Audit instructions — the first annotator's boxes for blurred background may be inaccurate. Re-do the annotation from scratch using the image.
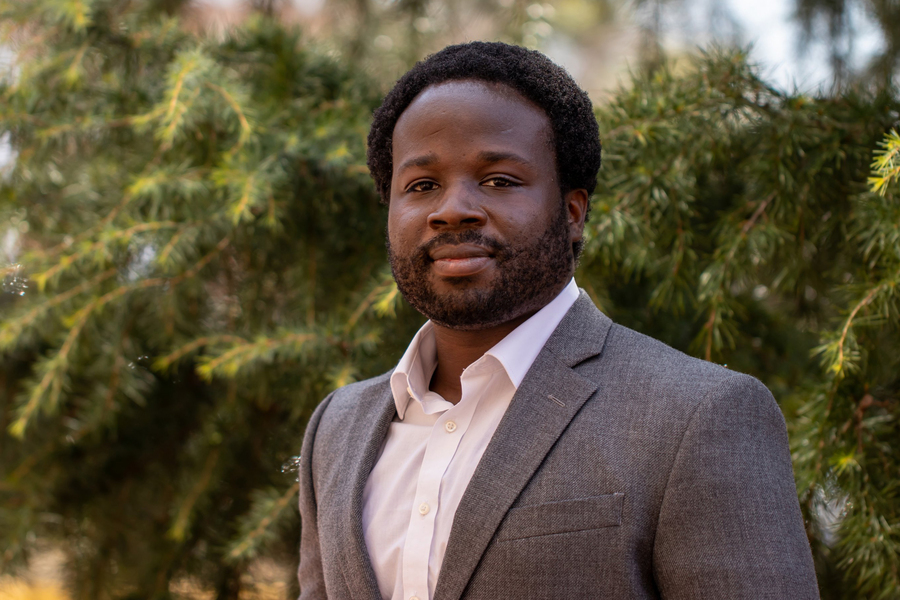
[1,0,899,598]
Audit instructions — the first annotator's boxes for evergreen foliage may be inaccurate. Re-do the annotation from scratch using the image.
[583,53,900,599]
[0,1,414,596]
[1,3,899,599]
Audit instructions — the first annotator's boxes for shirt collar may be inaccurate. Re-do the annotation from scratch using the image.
[390,320,438,419]
[485,278,579,388]
[390,279,579,419]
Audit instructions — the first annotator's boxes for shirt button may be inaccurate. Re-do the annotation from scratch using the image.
[410,597,421,600]
[445,421,457,433]
[407,386,414,398]
[418,502,430,515]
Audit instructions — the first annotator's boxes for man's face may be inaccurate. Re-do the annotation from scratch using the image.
[387,80,587,330]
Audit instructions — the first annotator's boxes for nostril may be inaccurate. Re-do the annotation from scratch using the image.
[427,193,487,229]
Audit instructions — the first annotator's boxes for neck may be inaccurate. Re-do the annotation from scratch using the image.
[427,312,535,404]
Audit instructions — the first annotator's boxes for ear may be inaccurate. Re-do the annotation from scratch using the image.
[564,189,589,243]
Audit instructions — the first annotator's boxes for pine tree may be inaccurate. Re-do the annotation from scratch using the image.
[581,51,900,599]
[2,3,899,599]
[0,2,416,597]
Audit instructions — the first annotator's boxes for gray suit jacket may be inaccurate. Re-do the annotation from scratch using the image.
[297,292,819,599]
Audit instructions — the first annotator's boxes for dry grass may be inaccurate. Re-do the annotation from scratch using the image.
[0,548,68,600]
[0,550,294,600]
[0,578,69,600]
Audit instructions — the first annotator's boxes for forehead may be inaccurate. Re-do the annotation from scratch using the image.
[391,80,553,152]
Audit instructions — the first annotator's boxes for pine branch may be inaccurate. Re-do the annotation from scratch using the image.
[373,281,401,318]
[9,237,231,437]
[697,193,775,359]
[226,482,299,561]
[0,267,117,352]
[204,82,252,154]
[195,331,316,381]
[167,446,222,542]
[36,191,139,260]
[870,129,900,196]
[31,221,185,291]
[163,54,196,128]
[153,334,249,371]
[833,285,883,378]
[344,271,396,333]
[156,223,197,267]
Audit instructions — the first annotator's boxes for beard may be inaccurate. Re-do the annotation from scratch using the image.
[387,207,573,330]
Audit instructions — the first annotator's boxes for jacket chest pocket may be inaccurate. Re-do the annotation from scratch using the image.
[494,493,624,542]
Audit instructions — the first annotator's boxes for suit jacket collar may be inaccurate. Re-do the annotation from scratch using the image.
[544,290,614,368]
[337,292,612,600]
[433,292,612,600]
[335,378,396,599]
[391,279,581,419]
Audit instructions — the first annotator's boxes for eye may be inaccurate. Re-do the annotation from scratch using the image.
[482,176,520,188]
[407,180,439,193]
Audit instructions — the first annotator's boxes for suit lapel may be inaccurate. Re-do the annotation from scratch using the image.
[433,293,613,600]
[335,378,396,600]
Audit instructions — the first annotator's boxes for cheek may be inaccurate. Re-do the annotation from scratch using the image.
[491,193,558,235]
[387,206,420,249]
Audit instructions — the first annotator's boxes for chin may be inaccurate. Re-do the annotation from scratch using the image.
[390,219,573,330]
[411,286,551,331]
[427,313,516,331]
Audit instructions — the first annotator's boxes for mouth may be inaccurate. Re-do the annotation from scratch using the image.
[428,244,494,277]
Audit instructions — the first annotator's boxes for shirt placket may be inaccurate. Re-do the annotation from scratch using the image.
[399,372,487,600]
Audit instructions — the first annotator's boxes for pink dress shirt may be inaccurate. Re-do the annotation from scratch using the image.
[361,280,580,600]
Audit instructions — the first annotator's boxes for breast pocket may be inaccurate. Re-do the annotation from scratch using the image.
[494,493,624,542]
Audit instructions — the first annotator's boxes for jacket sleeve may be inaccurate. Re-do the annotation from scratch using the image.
[297,392,334,600]
[652,374,820,599]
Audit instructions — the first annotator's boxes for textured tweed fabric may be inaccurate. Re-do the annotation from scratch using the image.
[297,292,819,600]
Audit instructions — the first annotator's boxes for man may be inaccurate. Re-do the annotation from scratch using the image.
[298,42,819,600]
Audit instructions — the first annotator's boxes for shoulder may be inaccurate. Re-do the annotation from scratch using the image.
[304,370,392,443]
[604,323,729,382]
[311,369,392,426]
[553,292,768,406]
[590,322,778,423]
[321,370,393,413]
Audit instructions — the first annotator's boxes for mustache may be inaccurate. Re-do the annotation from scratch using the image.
[418,230,506,259]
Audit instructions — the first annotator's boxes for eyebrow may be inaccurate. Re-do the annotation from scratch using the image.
[396,153,438,174]
[395,150,533,175]
[476,150,532,166]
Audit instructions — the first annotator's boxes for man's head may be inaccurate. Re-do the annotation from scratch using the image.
[367,42,601,209]
[368,43,601,330]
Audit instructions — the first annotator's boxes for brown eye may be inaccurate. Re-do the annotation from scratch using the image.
[482,177,519,188]
[408,180,439,192]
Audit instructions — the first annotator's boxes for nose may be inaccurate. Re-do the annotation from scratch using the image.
[427,183,487,230]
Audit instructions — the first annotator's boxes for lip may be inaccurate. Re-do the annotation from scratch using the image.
[429,244,491,261]
[429,244,494,277]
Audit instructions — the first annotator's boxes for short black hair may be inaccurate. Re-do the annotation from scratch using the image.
[366,42,602,212]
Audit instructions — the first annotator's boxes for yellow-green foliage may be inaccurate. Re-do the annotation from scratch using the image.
[583,53,900,599]
[2,3,900,599]
[0,2,416,596]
